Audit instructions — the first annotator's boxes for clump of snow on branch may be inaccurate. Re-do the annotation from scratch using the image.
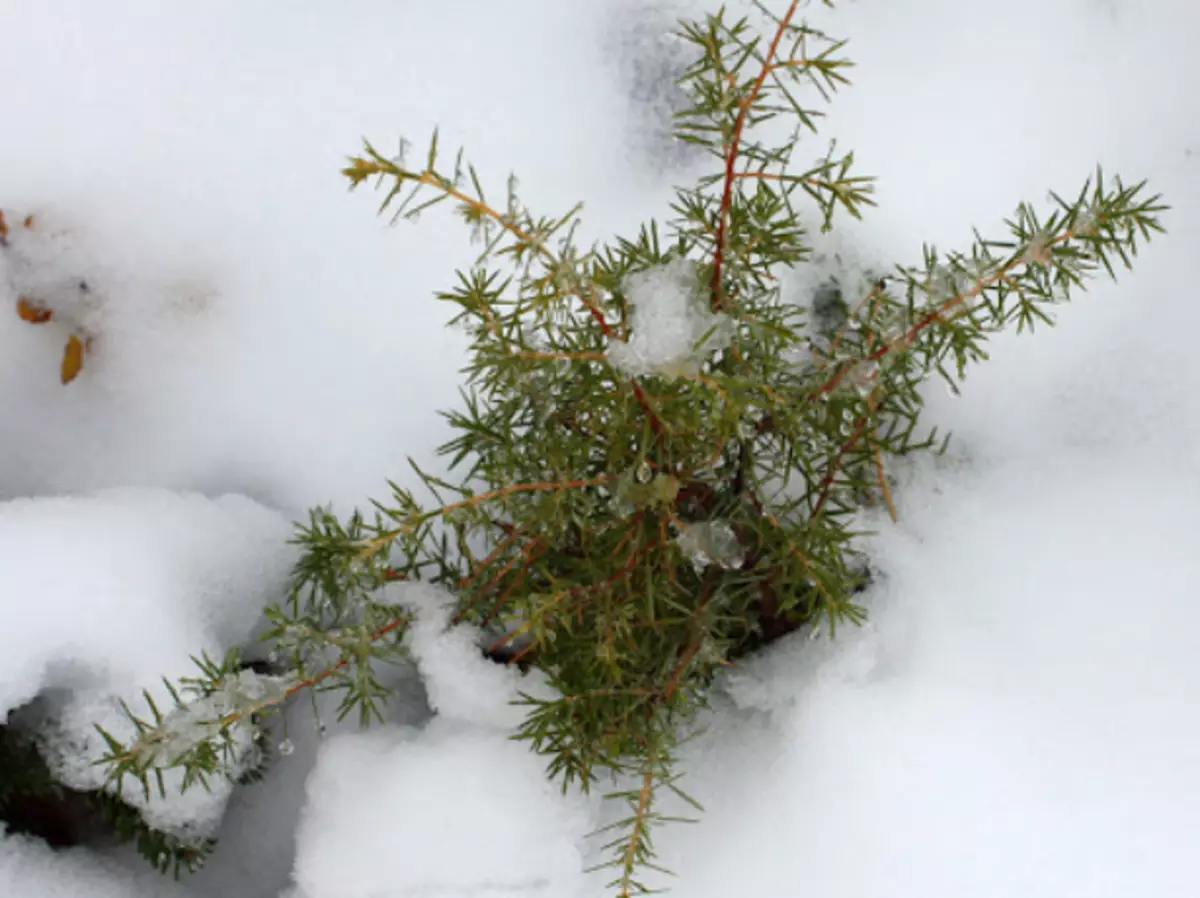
[39,667,295,841]
[606,257,733,378]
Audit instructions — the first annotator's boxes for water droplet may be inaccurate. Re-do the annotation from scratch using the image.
[278,738,294,756]
[635,461,652,483]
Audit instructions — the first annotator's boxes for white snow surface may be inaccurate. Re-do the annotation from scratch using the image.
[0,0,1198,897]
[1,829,189,898]
[288,584,586,898]
[288,720,592,898]
[387,581,558,731]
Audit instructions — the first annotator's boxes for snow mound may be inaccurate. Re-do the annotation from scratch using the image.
[285,583,589,898]
[1,827,188,898]
[288,719,592,898]
[660,451,1200,898]
[382,581,557,731]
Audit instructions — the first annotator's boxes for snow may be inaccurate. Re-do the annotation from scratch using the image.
[287,585,584,898]
[1,828,188,898]
[280,584,590,897]
[606,258,734,379]
[0,0,1198,897]
[675,454,1200,897]
[288,720,592,898]
[387,582,557,731]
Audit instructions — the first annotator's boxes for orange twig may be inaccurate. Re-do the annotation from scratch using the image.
[455,523,529,592]
[479,538,547,629]
[420,169,616,341]
[631,381,668,437]
[811,413,870,519]
[487,534,663,655]
[518,350,606,363]
[874,446,898,522]
[620,768,658,895]
[437,476,613,520]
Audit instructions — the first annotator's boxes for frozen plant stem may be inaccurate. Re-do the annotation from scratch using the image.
[710,0,805,311]
[92,2,1166,894]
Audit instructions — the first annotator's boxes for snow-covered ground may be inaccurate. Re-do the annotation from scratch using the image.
[2,0,1198,896]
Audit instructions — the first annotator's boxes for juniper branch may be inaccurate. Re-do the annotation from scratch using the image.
[87,4,1166,894]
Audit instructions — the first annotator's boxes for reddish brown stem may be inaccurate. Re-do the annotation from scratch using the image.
[811,414,870,519]
[709,1,803,312]
[813,227,1080,399]
[487,534,664,655]
[479,539,547,629]
[631,381,666,437]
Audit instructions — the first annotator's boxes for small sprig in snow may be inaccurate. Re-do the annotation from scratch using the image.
[45,666,293,840]
[606,257,733,378]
